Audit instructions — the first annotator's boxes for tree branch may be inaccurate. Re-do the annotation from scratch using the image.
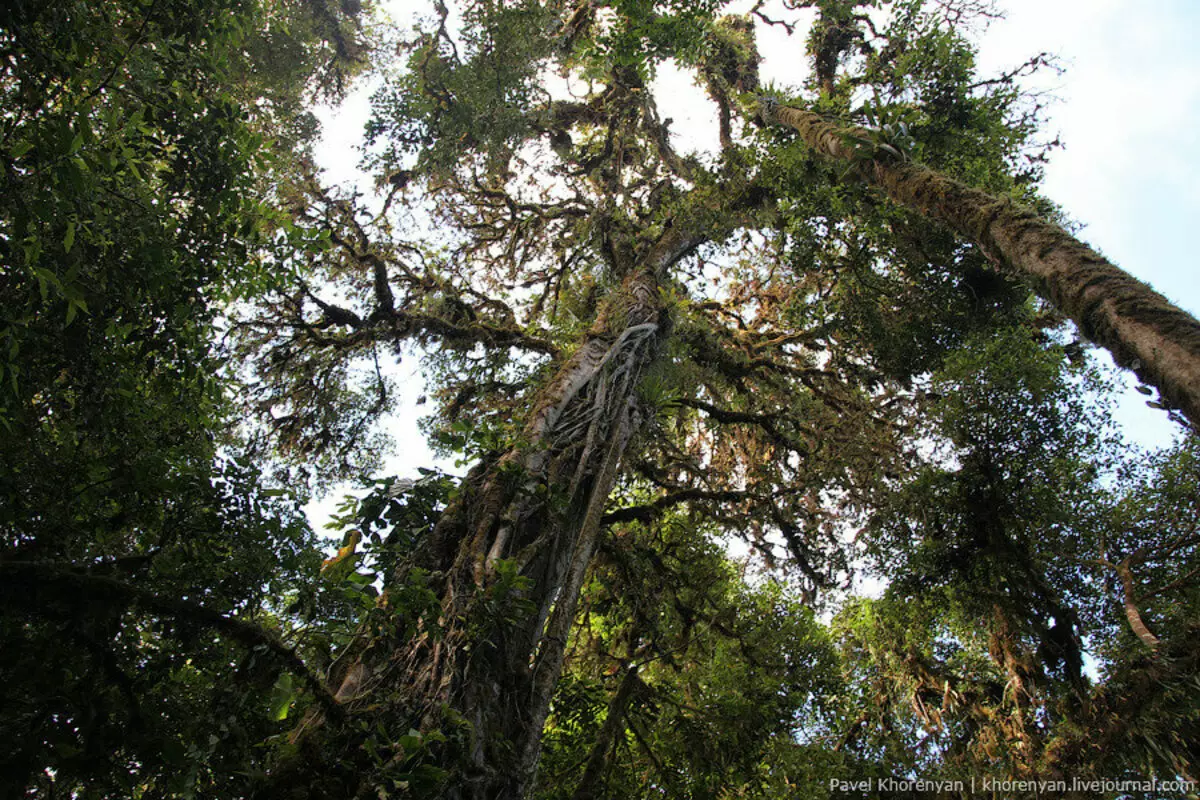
[0,561,346,721]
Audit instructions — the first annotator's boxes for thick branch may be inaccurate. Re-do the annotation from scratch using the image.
[602,488,750,526]
[1113,559,1160,650]
[762,100,1200,427]
[677,397,811,456]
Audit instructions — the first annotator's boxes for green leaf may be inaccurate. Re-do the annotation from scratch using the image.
[63,221,76,254]
[268,672,296,721]
[398,729,423,751]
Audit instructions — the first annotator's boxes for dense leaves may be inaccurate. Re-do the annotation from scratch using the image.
[3,0,1198,798]
[0,0,368,794]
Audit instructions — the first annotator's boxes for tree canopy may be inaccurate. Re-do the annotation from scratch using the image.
[2,1,1198,798]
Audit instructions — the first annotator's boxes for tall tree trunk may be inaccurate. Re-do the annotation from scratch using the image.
[264,227,701,800]
[762,101,1200,427]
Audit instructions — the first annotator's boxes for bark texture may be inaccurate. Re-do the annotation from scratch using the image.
[265,227,701,800]
[764,102,1200,427]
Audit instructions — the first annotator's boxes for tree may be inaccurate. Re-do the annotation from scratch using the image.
[5,1,1200,798]
[230,0,1200,796]
[832,325,1200,789]
[534,525,840,800]
[758,99,1200,427]
[0,0,369,794]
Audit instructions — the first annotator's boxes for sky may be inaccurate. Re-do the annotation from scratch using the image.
[975,0,1200,444]
[306,0,1200,530]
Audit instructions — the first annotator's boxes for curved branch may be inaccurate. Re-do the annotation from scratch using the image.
[602,488,751,526]
[0,561,345,721]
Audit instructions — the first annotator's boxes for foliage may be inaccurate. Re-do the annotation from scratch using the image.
[4,0,1199,798]
[535,522,842,799]
[0,0,369,794]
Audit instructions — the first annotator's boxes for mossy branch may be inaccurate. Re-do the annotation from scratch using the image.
[760,98,1200,428]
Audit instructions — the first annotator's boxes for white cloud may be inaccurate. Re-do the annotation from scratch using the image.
[650,59,723,158]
